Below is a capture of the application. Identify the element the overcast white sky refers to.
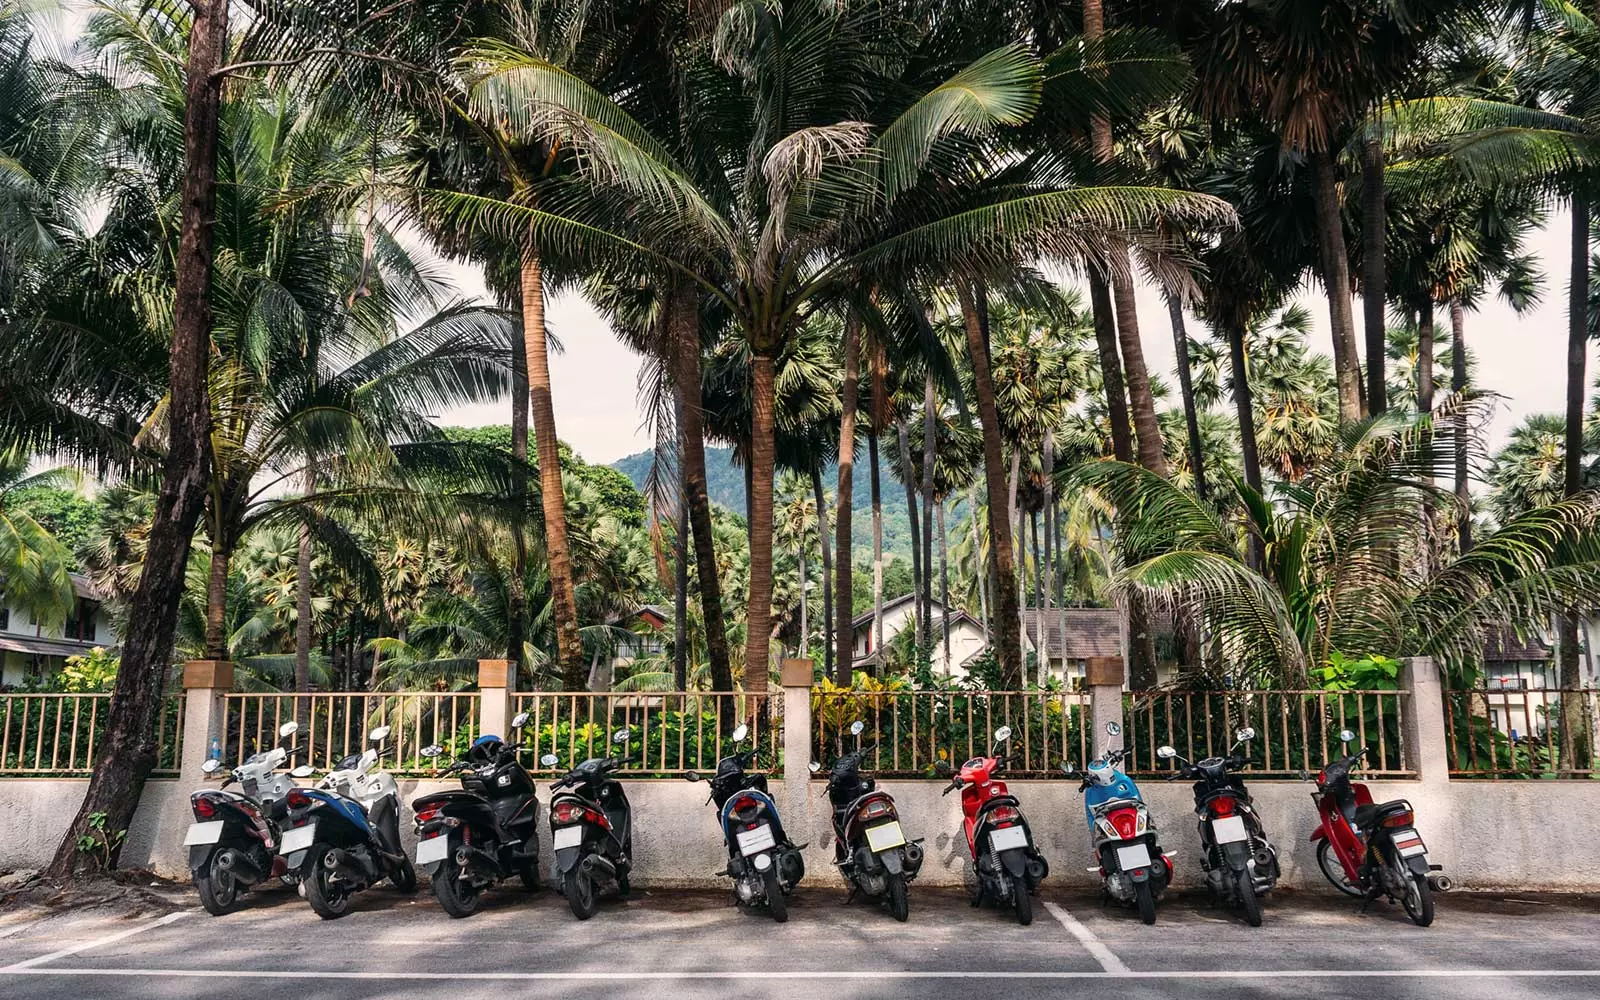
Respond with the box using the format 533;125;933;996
442;212;1592;466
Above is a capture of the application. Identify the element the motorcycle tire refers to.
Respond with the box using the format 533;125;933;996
1235;869;1262;927
565;869;598;920
518;859;540;891
764;865;788;923
432;858;483;918
1401;869;1434;927
304;845;351;920
391;856;418;894
195;856;241;916
617;871;631;898
1135;879;1156;925
886;873;909;923
1012;882;1033;926
1316;840;1363;897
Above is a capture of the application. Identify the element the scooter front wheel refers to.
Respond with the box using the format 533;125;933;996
1135;880;1156;925
1316;840;1363;897
1235;869;1262;927
564;869;598;920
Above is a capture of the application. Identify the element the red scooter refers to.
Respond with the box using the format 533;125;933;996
1310;729;1450;926
937;725;1048;925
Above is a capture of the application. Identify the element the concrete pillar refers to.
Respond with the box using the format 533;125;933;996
1086;655;1124;758
477;659;515;738
1401;656;1450;783
779;659;814;828
180;659;233;786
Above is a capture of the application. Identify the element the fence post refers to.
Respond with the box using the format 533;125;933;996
780;659;813;822
1401;656;1449;782
179;659;233;786
478;659;514;739
1087;656;1124;757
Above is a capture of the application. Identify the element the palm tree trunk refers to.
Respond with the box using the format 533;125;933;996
672;285;733;691
744;349;778;694
521;245;583;689
204;536;230;661
936;499;950;671
1226;320;1266;570
797;544;808;660
1029;508;1043;686
957;282;1023;686
1560;193;1590;771
1042;429;1055;678
896;418;923;649
674;481;689;691
295;470;314;697
1312;149;1366;422
1112;263;1169;476
1008;448;1024;673
1362;136;1388;416
869;430;884;664
47;0;224;878
969;484;989;637
1450;298;1472;553
1418;299;1435;417
811;466;833;680
507;284;530;680
834;314;860;686
1088;271;1134;462
920;370;937;657
1165;293;1207;498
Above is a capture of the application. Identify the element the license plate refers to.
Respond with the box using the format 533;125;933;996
1116;842;1153;872
415;834;450;866
1211;815;1249;845
279;824;316;855
184;821;224;846
1391;829;1427;858
553;825;584;850
987;825;1028;853
736;823;777;856
864;822;906;853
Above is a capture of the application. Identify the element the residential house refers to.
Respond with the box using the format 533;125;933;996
1020;608;1127;684
850;593;989;678
1475;624;1597;740
1;574;116;688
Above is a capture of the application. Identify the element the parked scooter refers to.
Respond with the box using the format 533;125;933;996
938;725;1048;925
811;719;923;921
278;725;417;918
542;728;634;920
684;723;805;922
184;721;303;915
1157;727;1278;926
1063;722;1172;925
1311;728;1449;926
412;711;540;917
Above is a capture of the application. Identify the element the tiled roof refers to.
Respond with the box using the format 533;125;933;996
1482;628;1551;662
1020;608;1123;658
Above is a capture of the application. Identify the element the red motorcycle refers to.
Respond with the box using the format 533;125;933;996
937;726;1048;925
1310;729;1449;926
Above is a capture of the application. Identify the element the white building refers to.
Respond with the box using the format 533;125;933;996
1;574;116;688
850;593;990;678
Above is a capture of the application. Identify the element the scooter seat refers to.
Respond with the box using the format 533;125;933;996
1353;799;1410;830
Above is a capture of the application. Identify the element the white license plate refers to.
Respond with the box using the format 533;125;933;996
1211;815;1249;845
279;824;316;855
1392;829;1427;858
987;825;1028;853
736;823;777;856
183;821;224;846
1116;842;1153;872
553;825;584;851
415;834;450;866
864;822;906;853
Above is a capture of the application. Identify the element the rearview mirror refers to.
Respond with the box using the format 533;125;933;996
420;744;442;758
539;753;560;767
369;726;391;743
683;770;701;782
290;765;315;778
993;726;1012;743
1061;762;1076;775
808;761;821;773
1105;721;1121;737
1338;729;1356;744
1156;745;1177;759
201;758;221;774
278;721;299;738
611;728;631;745
1235;727;1255;742
731;724;749;742
849;720;865;737
932;760;953;777
511;712;530;729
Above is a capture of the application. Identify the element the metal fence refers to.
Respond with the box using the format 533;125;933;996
811;689;1091;777
221;692;480;775
0;693;184;776
1445;688;1599;778
1121;689;1413;777
511;691;781;776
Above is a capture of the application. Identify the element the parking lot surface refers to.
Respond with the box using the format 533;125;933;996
1;883;1595;999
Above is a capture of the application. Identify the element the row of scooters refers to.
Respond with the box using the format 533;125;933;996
182;715;1449;927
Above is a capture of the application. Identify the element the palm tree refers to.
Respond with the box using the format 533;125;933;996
0;446;77;627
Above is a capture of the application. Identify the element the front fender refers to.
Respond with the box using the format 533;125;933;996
998;847;1028;878
1309;821;1330;843
1221;840;1252;872
188;844;218;873
555;847;582;875
880;849;903;876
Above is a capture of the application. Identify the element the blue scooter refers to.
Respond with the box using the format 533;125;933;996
1062;721;1172;924
684;723;805;922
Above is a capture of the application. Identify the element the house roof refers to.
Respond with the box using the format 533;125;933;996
1020;608;1123;659
0;634;105;659
1482;628;1551;662
609;604;670;629
850;592;966;631
69;574;105;601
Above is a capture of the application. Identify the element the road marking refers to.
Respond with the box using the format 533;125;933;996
6;968;1599;981
0;912;190;971
1043;901;1129;974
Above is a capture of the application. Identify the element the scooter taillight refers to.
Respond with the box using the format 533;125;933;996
731;795;762;821
551;801;585;825
416;808;439;825
857;799;894;823
987;805;1020;826
193;796;217;819
1211;796;1237;818
1107;808;1139;840
286;789;311;810
1381;809;1415;828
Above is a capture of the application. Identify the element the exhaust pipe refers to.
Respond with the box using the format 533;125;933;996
322;848;366;884
580;853;618;878
215;849;261;883
1428;873;1452;892
453;845;499;881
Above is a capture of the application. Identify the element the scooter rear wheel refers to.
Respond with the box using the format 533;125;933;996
304;845;351;920
1400;867;1434;927
764;866;788;923
1135;880;1156;925
432;858;483;918
1235;869;1262;927
564;869;598;920
195;855;241;916
1316;840;1363;897
886;873;909;923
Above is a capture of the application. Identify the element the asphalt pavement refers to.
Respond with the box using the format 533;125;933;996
1;882;1596;1000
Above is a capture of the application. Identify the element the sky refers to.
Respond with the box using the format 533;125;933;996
442;211;1594;467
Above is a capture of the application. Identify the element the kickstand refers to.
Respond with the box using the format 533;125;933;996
844;886;858;906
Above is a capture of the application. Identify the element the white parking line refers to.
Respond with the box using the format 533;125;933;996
1043;901;1130;974
3;968;1599;981
0;912;190;971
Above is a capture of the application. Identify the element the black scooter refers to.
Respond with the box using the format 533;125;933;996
814;719;924;921
1158;726;1279;927
543;728;634;919
685;723;805;921
412;711;541;917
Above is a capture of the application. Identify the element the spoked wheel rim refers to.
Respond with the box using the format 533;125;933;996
1316;840;1363;897
1397;863;1434;927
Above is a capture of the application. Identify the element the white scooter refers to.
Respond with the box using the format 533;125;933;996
184;720;303;914
278;726;417;918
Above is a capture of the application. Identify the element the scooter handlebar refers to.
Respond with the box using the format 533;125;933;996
941;778;961;796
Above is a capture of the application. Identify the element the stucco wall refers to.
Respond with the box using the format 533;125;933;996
5;775;1598;892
